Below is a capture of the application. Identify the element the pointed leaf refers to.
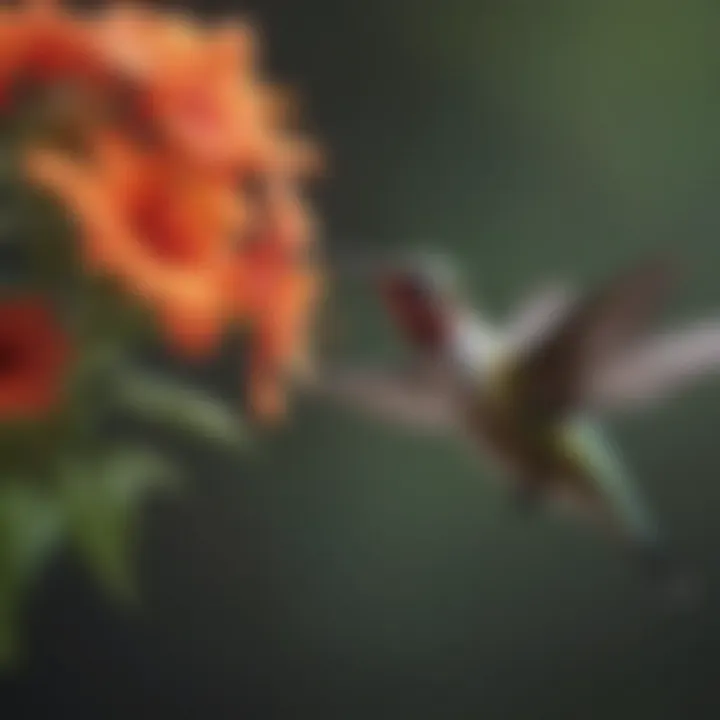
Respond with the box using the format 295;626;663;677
0;482;64;667
114;368;250;452
60;447;177;603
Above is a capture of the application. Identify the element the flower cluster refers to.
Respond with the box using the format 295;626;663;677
0;0;323;663
2;0;322;426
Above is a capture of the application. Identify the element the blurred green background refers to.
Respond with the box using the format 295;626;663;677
4;0;720;716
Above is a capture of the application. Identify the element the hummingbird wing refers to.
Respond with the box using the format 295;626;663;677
587;320;720;411
511;254;678;420
505;282;577;351
307;364;459;434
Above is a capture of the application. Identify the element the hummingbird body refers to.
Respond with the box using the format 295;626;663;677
314;250;720;592
428;311;658;545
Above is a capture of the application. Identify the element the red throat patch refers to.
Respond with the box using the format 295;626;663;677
380;279;448;352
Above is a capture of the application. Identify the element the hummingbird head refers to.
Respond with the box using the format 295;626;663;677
375;251;462;353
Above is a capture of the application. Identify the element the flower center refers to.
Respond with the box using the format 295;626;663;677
133;198;197;265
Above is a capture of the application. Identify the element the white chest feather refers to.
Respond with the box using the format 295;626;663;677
447;313;505;386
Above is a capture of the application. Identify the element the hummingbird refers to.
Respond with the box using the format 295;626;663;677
308;250;720;601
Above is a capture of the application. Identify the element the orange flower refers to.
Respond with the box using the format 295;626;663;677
142;25;263;169
247;262;321;421
0;1;106;107
94;9;322;176
0;3;275;168
232;180;323;422
0;297;71;420
26;133;243;357
0;1;325;424
87;5;272;170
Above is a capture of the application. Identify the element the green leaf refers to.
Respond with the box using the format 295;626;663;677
0;482;64;667
0;421;49;473
21;189;84;290
68;275;155;347
52;332;146;455
60;447;177;604
113;367;250;453
0;342;125;475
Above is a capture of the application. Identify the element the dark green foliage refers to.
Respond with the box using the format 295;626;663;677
0;112;249;668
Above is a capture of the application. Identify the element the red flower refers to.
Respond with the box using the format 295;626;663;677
0;297;72;420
